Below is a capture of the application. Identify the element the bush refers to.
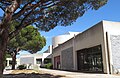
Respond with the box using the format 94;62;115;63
45;63;53;69
17;64;26;70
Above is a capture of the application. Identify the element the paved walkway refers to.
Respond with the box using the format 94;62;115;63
3;68;120;78
39;68;120;78
3;70;13;74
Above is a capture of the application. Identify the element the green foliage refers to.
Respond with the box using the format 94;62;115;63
31;0;108;31
44;63;53;69
5;53;11;58
8;25;46;54
44;59;51;64
17;64;27;70
0;0;108;32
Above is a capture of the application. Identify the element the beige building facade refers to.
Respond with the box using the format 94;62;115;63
52;20;120;74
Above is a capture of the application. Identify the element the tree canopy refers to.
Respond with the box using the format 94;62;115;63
8;25;46;53
7;25;46;69
0;0;108;38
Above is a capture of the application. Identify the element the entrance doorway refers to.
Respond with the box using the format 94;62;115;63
77;45;103;72
54;56;60;69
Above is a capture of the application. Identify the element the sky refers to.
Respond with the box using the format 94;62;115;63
0;0;120;54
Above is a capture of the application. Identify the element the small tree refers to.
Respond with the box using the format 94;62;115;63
7;26;46;70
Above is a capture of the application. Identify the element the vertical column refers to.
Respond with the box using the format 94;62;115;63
73;35;77;70
7;60;9;66
34;57;36;65
102;32;110;74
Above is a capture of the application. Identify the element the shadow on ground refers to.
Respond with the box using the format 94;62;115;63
3;73;66;78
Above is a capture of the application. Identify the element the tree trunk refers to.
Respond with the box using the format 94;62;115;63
0;49;5;78
12;51;17;70
0;1;18;77
0;29;9;78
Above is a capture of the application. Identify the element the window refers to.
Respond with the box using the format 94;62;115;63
44;58;51;64
36;59;42;64
77;45;103;72
9;60;12;65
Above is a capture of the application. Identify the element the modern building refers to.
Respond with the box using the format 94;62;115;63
5;58;20;69
52;32;80;48
5;48;52;69
19;53;43;68
19;50;52;69
52;20;120;74
41;45;52;66
52;32;80;69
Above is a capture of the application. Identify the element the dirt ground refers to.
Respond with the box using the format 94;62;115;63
3;70;66;78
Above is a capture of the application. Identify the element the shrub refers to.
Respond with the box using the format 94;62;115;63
45;63;53;69
17;64;26;70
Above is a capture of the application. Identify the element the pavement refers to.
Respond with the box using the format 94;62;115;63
3;70;13;74
39;68;120;78
3;68;120;78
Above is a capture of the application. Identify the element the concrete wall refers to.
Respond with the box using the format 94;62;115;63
52;37;73;57
52;32;79;48
42;45;52;65
52;34;72;48
75;22;104;51
52;20;120;74
102;21;120;74
20;54;43;66
20;57;34;65
52;21;107;73
61;47;74;70
103;21;120;35
74;22;109;73
52;46;61;68
52;37;73;69
110;35;120;73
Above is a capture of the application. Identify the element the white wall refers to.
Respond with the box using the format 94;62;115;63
52;20;120;74
52;32;79;48
74;21;109;73
20;54;43;65
52;21;109;73
42;45;52;65
102;21;120;74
